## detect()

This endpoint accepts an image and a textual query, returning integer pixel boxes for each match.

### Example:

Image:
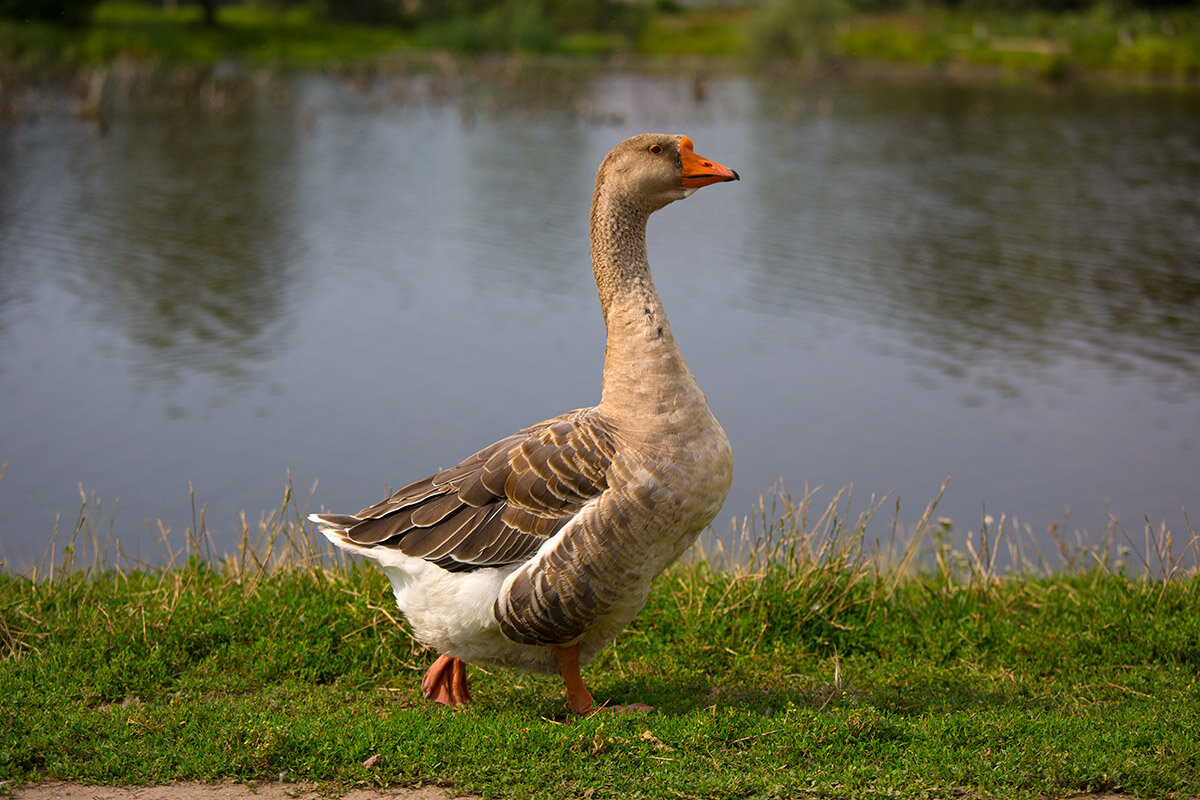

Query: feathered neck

[590,172,697,421]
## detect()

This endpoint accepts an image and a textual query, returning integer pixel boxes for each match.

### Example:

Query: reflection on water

[69,98,306,384]
[0,65,1197,566]
[743,80,1200,402]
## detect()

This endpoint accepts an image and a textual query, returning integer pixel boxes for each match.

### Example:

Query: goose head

[594,134,739,214]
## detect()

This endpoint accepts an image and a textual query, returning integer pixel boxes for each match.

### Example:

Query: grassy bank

[1,2,1198,83]
[0,3,412,74]
[2,485,1198,799]
[745,3,1200,80]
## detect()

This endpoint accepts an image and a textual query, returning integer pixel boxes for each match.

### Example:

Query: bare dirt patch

[6,786,1149,800]
[7,782,478,800]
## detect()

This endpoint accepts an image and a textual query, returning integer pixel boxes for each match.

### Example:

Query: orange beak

[680,136,739,188]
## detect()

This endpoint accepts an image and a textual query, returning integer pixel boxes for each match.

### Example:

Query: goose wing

[313,409,617,572]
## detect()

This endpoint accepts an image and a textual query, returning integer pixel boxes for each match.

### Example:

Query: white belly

[348,543,640,675]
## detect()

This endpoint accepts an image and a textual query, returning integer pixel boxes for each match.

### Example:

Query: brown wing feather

[408,491,464,527]
[356,475,441,519]
[400,503,491,559]
[326,409,616,572]
[341,506,418,546]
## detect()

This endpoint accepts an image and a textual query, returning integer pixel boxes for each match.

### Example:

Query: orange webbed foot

[421,653,472,707]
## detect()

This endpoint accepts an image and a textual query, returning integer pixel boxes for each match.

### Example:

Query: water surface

[1,66,1197,567]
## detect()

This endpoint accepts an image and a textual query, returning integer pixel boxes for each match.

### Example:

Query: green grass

[2,481,1198,798]
[2,2,1199,82]
[829,7,1200,80]
[1,2,415,74]
[638,7,753,58]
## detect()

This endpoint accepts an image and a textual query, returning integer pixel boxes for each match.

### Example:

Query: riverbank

[1,2,1198,87]
[3,491,1198,799]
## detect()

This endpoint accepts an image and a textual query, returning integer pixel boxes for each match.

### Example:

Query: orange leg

[554,644,596,716]
[553,644,654,715]
[421,653,472,707]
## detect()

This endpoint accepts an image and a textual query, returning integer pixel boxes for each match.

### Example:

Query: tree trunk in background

[199,0,218,26]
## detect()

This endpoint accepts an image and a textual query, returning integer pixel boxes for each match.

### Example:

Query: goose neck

[590,192,653,320]
[590,198,699,422]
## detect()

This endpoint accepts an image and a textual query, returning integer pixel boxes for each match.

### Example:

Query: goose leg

[553,645,654,715]
[421,653,472,706]
[554,644,595,715]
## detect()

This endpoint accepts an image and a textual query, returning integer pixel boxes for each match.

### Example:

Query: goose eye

[649,144,663,154]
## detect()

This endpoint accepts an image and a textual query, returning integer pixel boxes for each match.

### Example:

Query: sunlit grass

[2,471,1198,798]
[88,3,412,66]
[3,1,1198,81]
[829,6,1200,79]
[638,7,753,58]
[2,2,413,72]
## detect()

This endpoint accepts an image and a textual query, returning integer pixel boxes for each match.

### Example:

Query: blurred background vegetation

[1,0,1197,78]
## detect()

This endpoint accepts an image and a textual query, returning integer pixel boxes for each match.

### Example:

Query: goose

[310,133,738,715]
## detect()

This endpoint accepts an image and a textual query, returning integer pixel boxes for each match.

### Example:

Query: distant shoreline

[2,3,1198,91]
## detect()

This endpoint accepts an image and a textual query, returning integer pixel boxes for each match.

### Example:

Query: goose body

[311,134,738,714]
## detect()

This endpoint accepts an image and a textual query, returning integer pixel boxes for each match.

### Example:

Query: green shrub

[416,0,648,53]
[749,0,851,60]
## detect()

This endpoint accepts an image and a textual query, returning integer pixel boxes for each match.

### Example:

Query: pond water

[1,65,1198,568]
